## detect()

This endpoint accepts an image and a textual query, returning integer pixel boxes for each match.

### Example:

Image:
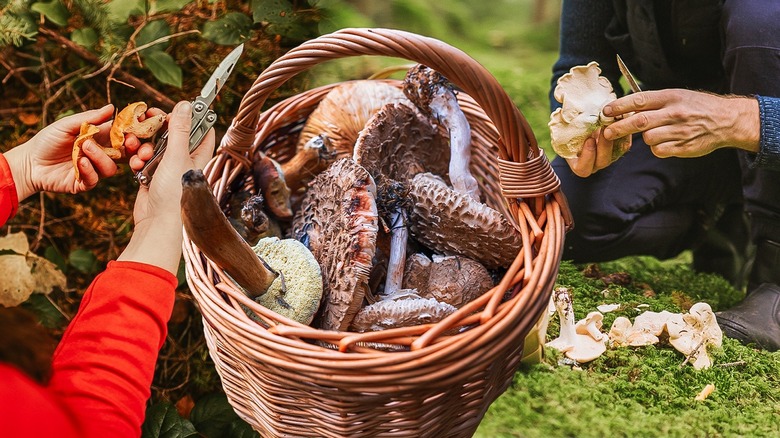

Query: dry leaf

[18,113,41,126]
[0,232,67,307]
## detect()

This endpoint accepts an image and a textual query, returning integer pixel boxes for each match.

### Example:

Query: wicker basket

[183,28,572,438]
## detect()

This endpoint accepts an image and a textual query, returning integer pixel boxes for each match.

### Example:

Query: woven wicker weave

[183,28,572,438]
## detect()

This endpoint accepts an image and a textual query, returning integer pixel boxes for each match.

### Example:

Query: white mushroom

[549,61,631,161]
[403,64,480,201]
[607,310,684,347]
[575,311,606,342]
[546,287,607,363]
[667,302,722,369]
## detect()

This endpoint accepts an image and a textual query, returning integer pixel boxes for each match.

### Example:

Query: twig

[717,360,747,368]
[680,338,707,368]
[32,192,46,252]
[37,27,176,109]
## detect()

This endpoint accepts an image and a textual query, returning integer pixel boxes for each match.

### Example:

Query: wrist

[4,144,36,202]
[731,97,761,153]
[118,216,183,275]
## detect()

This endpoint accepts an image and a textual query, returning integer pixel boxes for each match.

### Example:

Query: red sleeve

[0,151,20,226]
[45,260,177,437]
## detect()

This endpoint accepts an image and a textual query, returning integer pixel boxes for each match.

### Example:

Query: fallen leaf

[18,112,41,126]
[0,232,67,307]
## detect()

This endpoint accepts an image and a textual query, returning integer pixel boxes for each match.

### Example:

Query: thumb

[160,101,193,166]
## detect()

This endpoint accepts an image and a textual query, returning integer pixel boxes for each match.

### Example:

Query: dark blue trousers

[552,0,780,263]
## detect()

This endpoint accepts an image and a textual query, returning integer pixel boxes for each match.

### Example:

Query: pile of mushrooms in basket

[181,65,522,347]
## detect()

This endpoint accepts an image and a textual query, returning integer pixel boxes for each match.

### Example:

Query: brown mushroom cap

[350,294,457,333]
[402,253,432,296]
[353,101,450,182]
[296,81,406,160]
[422,255,493,308]
[407,172,522,269]
[291,158,379,331]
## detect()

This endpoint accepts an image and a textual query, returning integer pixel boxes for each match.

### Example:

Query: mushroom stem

[546,287,577,351]
[429,91,480,201]
[181,169,279,298]
[403,65,480,201]
[280,134,333,192]
[383,208,408,296]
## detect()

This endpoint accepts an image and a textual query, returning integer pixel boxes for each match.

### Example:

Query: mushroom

[250,237,323,325]
[181,169,279,299]
[350,292,457,333]
[406,172,522,269]
[291,158,379,331]
[109,101,165,151]
[608,316,635,347]
[402,253,432,296]
[546,287,607,363]
[608,310,684,347]
[667,302,722,369]
[352,101,450,296]
[279,134,335,193]
[226,191,281,246]
[548,61,630,161]
[403,64,480,201]
[416,254,493,308]
[575,311,606,342]
[252,153,293,220]
[295,81,406,161]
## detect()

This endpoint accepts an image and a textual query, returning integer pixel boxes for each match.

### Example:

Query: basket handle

[222,28,540,165]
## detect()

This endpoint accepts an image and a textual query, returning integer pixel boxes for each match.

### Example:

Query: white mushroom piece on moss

[549,61,631,162]
[402,253,494,309]
[407,172,522,269]
[546,287,607,363]
[667,302,723,369]
[353,102,450,296]
[350,289,457,333]
[291,158,379,331]
[403,64,481,201]
[181,170,322,325]
[608,310,684,347]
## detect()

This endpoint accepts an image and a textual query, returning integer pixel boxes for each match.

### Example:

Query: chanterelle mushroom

[291,158,379,331]
[549,61,630,161]
[403,64,480,201]
[667,302,723,369]
[546,287,607,363]
[407,172,522,269]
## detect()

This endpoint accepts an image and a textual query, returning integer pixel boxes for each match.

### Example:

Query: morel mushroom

[251,237,323,325]
[549,61,630,161]
[291,158,379,331]
[407,173,522,269]
[403,64,480,201]
[295,81,406,161]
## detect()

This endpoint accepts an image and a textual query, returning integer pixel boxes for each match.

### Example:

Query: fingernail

[603,105,613,116]
[83,140,95,153]
[603,128,614,140]
[176,101,192,114]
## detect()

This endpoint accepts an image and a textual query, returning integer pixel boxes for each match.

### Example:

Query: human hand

[564,127,631,178]
[602,89,760,158]
[118,101,215,274]
[3,104,160,202]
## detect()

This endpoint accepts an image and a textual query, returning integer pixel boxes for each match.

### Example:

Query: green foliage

[0,1,37,47]
[202,12,253,45]
[67,248,99,274]
[141,402,198,438]
[30,0,69,26]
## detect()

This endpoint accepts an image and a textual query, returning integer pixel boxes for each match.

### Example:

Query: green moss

[477,259,780,437]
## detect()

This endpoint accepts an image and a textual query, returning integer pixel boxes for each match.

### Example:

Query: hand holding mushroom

[549,62,631,178]
[3,104,159,201]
